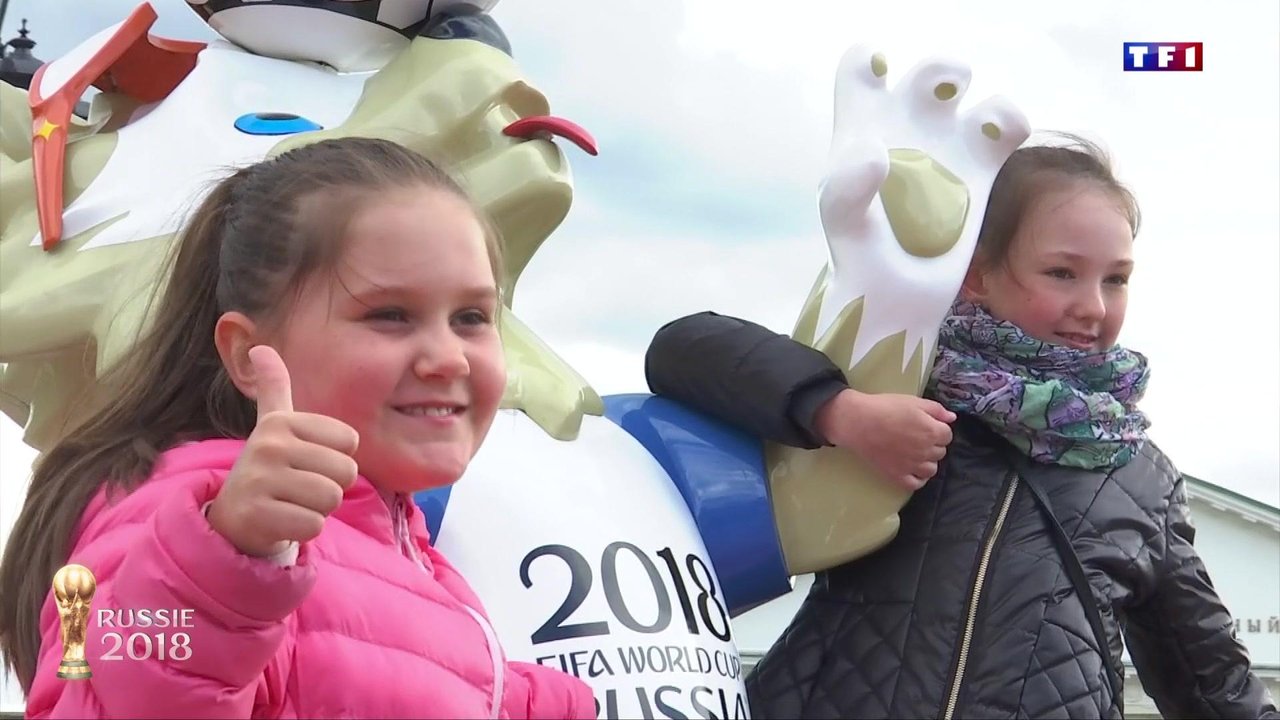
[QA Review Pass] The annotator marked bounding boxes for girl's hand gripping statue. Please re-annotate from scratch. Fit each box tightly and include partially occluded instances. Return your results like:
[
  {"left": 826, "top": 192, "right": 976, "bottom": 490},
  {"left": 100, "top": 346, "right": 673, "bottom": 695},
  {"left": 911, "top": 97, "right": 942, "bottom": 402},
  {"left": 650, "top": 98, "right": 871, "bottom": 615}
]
[{"left": 816, "top": 389, "right": 956, "bottom": 492}]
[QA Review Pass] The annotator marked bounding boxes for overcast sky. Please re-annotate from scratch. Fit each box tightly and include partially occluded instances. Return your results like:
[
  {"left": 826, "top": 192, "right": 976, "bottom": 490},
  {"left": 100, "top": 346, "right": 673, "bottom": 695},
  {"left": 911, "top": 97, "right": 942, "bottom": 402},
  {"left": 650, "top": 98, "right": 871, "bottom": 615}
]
[{"left": 1, "top": 0, "right": 1277, "bottom": 507}]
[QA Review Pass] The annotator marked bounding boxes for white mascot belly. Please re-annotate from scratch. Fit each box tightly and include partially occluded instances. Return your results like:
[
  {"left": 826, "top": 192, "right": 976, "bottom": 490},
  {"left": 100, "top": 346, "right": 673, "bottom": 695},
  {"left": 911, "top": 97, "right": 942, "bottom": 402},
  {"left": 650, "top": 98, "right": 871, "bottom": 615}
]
[{"left": 432, "top": 412, "right": 750, "bottom": 718}]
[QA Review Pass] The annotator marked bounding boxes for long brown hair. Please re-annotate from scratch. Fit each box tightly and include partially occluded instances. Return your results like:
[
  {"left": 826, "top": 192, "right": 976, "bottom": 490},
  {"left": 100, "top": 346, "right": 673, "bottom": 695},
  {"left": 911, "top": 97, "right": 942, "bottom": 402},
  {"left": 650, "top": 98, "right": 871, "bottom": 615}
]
[
  {"left": 0, "top": 137, "right": 503, "bottom": 693},
  {"left": 975, "top": 133, "right": 1141, "bottom": 269}
]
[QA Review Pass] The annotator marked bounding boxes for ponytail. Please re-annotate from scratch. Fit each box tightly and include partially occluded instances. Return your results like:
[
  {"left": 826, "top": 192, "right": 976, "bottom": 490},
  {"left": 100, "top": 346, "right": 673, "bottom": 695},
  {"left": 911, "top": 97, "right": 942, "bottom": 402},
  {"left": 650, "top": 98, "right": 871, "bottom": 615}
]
[{"left": 0, "top": 170, "right": 253, "bottom": 693}]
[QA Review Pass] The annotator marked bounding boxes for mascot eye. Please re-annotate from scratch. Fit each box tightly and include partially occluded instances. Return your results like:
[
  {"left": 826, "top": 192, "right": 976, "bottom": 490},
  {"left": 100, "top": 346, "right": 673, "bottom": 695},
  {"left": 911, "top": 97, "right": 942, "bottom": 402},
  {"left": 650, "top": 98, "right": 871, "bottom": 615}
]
[
  {"left": 233, "top": 112, "right": 323, "bottom": 136},
  {"left": 420, "top": 10, "right": 512, "bottom": 57}
]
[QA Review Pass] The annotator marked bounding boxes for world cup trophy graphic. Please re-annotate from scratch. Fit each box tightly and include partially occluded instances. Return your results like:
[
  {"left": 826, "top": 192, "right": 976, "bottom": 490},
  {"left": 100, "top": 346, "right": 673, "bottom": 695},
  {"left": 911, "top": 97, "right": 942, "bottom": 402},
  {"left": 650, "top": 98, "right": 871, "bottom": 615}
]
[{"left": 52, "top": 564, "right": 96, "bottom": 680}]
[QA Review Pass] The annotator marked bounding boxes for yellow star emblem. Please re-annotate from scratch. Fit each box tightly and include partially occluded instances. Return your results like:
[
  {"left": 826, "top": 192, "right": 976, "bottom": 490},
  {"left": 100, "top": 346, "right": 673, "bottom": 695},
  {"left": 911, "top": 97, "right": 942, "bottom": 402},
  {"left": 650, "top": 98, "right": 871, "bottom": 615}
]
[{"left": 35, "top": 119, "right": 59, "bottom": 140}]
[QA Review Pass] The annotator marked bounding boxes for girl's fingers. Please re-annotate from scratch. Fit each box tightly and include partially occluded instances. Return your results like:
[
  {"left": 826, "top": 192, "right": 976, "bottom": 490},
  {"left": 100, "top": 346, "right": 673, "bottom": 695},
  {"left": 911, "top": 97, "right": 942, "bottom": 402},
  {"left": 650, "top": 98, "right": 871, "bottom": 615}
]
[
  {"left": 270, "top": 469, "right": 348, "bottom": 517},
  {"left": 287, "top": 413, "right": 361, "bottom": 458},
  {"left": 283, "top": 440, "right": 359, "bottom": 490},
  {"left": 253, "top": 500, "right": 328, "bottom": 546}
]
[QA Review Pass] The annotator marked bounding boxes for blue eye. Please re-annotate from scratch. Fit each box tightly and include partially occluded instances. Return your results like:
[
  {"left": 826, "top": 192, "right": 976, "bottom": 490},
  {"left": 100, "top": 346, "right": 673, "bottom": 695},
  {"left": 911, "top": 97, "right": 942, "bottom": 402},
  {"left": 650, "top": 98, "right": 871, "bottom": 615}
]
[{"left": 234, "top": 113, "right": 323, "bottom": 136}]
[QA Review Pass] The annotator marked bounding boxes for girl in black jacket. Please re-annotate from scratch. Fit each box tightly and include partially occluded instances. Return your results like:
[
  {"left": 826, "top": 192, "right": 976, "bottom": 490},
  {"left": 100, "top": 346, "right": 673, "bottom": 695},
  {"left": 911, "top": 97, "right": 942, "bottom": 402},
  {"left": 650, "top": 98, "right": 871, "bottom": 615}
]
[{"left": 646, "top": 139, "right": 1277, "bottom": 719}]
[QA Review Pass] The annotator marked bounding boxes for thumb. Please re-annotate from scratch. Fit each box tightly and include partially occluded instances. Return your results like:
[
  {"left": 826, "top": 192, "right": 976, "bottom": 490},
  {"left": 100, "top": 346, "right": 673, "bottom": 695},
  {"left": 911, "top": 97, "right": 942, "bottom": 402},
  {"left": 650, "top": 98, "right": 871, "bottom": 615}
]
[
  {"left": 920, "top": 398, "right": 957, "bottom": 423},
  {"left": 249, "top": 345, "right": 293, "bottom": 418}
]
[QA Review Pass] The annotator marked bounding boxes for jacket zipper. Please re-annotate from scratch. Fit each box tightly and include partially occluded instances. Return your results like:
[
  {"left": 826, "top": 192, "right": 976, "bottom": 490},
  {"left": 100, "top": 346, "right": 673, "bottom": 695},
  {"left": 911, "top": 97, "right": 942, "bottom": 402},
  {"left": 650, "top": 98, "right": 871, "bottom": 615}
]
[
  {"left": 942, "top": 472, "right": 1019, "bottom": 720},
  {"left": 391, "top": 495, "right": 503, "bottom": 719}
]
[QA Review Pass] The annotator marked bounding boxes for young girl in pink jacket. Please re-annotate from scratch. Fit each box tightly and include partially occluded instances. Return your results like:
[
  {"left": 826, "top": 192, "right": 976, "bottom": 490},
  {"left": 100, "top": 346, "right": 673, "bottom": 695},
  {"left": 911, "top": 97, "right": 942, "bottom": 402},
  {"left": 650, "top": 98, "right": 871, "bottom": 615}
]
[{"left": 0, "top": 137, "right": 596, "bottom": 719}]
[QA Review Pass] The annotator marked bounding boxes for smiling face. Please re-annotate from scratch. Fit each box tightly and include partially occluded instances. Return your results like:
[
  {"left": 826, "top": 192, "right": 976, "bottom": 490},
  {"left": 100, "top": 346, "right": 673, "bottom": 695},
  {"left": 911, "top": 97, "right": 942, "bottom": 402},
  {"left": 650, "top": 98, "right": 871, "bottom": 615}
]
[
  {"left": 963, "top": 182, "right": 1135, "bottom": 352},
  {"left": 272, "top": 185, "right": 506, "bottom": 493}
]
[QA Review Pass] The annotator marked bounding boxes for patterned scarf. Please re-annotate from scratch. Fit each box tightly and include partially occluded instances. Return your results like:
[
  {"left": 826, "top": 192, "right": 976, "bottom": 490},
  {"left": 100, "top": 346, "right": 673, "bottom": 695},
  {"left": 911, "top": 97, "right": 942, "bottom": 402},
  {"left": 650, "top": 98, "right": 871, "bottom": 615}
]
[{"left": 926, "top": 301, "right": 1151, "bottom": 470}]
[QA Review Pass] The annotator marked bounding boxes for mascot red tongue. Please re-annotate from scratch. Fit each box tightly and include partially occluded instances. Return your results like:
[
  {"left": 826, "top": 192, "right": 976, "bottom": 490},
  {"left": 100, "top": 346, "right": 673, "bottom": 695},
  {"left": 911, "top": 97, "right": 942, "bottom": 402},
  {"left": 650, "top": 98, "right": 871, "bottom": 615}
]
[{"left": 505, "top": 116, "right": 598, "bottom": 156}]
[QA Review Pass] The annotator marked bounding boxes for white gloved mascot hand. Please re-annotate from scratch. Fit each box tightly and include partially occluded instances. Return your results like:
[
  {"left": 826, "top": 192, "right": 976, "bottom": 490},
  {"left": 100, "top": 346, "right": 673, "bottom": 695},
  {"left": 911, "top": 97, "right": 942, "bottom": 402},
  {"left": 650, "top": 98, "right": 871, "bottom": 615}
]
[{"left": 772, "top": 45, "right": 1030, "bottom": 574}]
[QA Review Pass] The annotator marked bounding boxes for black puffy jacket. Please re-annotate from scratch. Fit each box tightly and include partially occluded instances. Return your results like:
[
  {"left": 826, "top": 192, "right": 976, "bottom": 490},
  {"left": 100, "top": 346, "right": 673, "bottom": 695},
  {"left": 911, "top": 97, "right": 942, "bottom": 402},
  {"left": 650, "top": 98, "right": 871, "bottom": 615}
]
[{"left": 646, "top": 311, "right": 1277, "bottom": 720}]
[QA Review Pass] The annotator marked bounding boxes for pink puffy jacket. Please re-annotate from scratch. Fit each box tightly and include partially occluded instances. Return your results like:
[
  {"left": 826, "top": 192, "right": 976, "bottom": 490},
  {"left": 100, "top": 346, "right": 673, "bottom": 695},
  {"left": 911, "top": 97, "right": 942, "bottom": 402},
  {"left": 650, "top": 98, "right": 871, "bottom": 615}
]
[{"left": 24, "top": 439, "right": 595, "bottom": 719}]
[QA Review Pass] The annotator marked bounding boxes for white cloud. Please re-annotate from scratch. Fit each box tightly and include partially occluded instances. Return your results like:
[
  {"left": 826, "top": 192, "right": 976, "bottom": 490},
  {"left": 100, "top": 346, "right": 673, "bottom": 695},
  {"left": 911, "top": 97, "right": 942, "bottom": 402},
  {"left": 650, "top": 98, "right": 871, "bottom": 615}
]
[{"left": 515, "top": 198, "right": 827, "bottom": 356}]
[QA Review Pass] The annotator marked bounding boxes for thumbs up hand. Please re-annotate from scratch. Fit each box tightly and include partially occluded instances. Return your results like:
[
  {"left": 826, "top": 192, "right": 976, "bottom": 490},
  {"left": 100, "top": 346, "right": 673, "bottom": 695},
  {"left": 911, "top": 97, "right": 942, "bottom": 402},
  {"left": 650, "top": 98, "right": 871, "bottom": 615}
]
[{"left": 207, "top": 346, "right": 361, "bottom": 558}]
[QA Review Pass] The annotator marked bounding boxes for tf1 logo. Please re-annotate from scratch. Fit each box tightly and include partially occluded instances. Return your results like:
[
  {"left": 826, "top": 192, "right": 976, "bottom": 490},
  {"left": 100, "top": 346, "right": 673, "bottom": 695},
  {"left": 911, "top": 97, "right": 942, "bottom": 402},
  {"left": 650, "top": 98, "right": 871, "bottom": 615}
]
[{"left": 1124, "top": 42, "right": 1203, "bottom": 71}]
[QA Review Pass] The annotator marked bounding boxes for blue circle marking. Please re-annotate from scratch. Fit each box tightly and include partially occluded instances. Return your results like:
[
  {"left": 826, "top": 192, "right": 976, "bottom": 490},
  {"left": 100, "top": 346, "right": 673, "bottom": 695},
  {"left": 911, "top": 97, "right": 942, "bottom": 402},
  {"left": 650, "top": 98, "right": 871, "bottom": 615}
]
[{"left": 234, "top": 113, "right": 322, "bottom": 136}]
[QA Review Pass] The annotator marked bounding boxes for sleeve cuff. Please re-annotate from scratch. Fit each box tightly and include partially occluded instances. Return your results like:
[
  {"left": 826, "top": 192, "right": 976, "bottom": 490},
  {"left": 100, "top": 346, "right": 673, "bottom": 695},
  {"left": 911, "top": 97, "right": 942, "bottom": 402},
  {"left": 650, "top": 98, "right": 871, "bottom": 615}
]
[
  {"left": 788, "top": 376, "right": 849, "bottom": 447},
  {"left": 268, "top": 542, "right": 300, "bottom": 566}
]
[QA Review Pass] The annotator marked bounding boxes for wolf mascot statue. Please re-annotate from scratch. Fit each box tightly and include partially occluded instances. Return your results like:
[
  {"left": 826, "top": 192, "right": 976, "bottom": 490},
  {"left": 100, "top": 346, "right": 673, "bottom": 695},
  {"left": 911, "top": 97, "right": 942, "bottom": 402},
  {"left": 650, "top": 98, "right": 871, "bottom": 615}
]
[{"left": 0, "top": 2, "right": 1028, "bottom": 716}]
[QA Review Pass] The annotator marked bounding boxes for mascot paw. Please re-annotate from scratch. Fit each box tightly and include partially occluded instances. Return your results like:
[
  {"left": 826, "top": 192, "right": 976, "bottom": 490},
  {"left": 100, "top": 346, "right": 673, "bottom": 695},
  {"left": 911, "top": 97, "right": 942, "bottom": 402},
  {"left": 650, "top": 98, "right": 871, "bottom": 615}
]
[{"left": 801, "top": 44, "right": 1029, "bottom": 378}]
